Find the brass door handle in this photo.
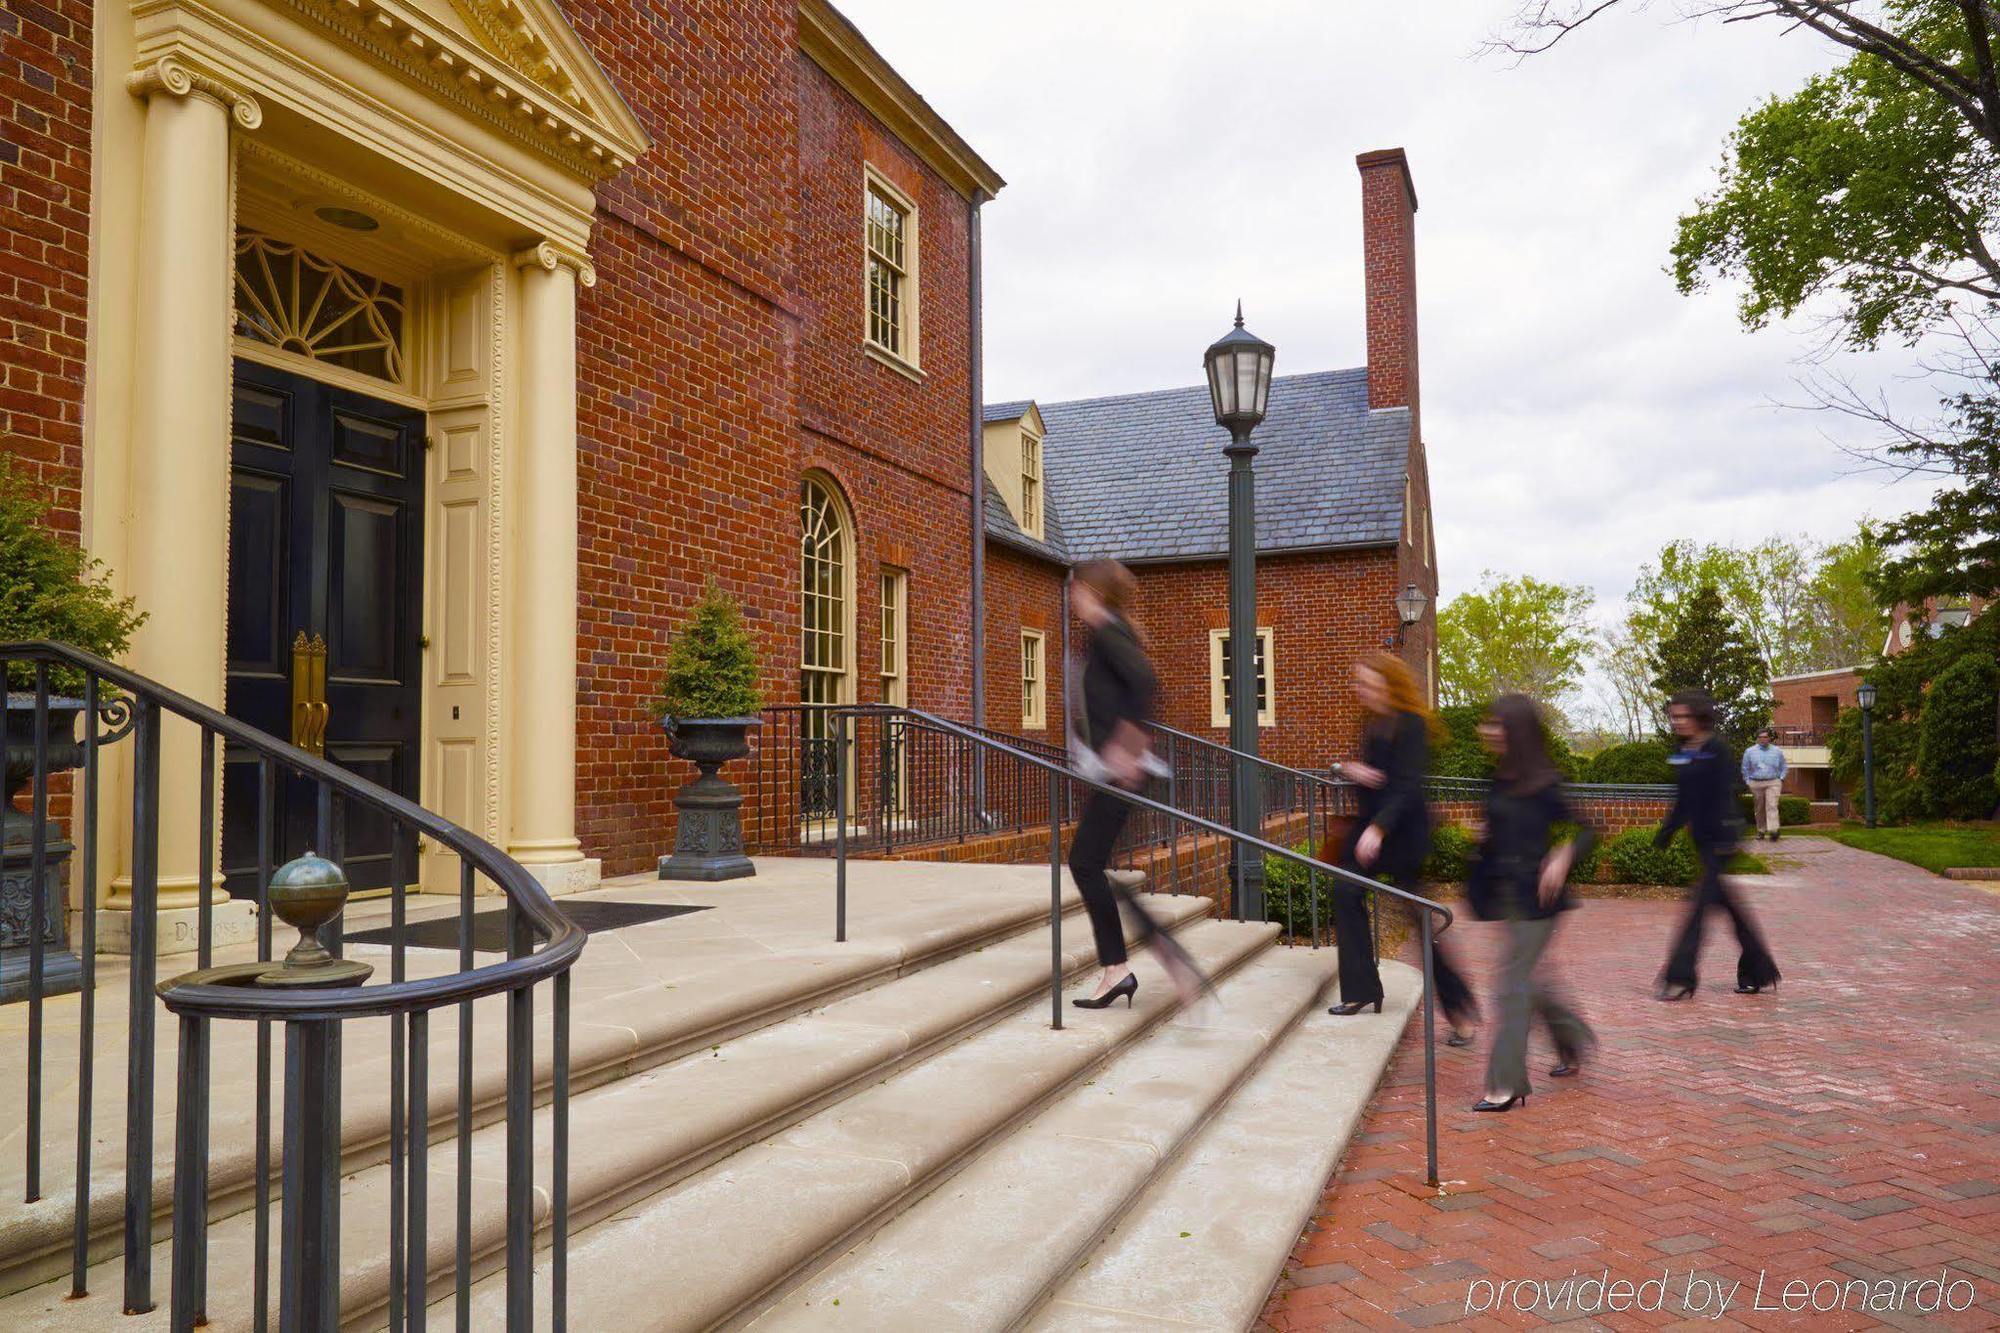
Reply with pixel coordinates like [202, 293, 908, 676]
[290, 632, 328, 757]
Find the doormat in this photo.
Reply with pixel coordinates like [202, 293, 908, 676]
[346, 900, 713, 954]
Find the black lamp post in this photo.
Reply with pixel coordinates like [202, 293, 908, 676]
[1204, 302, 1275, 922]
[1856, 680, 1877, 828]
[1394, 582, 1428, 647]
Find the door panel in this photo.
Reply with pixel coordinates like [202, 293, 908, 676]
[223, 358, 426, 898]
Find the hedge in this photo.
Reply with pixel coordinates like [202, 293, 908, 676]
[1737, 792, 1812, 826]
[1582, 739, 1674, 786]
[1603, 827, 1701, 886]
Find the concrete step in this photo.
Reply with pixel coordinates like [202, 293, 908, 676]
[747, 941, 1340, 1330]
[451, 919, 1283, 1332]
[0, 892, 1212, 1331]
[1028, 960, 1423, 1331]
[0, 864, 1111, 1299]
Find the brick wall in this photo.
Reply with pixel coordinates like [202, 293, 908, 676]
[0, 0, 90, 533]
[1124, 547, 1405, 771]
[983, 541, 1067, 740]
[566, 2, 978, 876]
[1770, 671, 1861, 731]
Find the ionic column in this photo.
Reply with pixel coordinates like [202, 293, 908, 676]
[101, 58, 262, 952]
[505, 242, 597, 893]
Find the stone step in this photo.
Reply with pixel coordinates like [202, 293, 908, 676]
[1027, 961, 1422, 1331]
[746, 941, 1340, 1329]
[451, 919, 1282, 1332]
[0, 891, 1211, 1330]
[0, 865, 1116, 1298]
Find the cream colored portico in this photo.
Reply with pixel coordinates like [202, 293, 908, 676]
[83, 0, 647, 951]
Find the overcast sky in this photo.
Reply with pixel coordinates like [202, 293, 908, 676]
[838, 0, 1946, 648]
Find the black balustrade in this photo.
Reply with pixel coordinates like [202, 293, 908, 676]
[2, 640, 579, 1331]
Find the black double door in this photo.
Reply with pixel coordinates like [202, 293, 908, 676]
[223, 359, 426, 897]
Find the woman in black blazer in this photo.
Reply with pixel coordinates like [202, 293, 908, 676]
[1466, 693, 1596, 1112]
[1327, 653, 1475, 1041]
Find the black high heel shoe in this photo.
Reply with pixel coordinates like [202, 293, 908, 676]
[1073, 973, 1138, 1009]
[1328, 998, 1383, 1016]
[1472, 1092, 1527, 1112]
[1656, 982, 1696, 1002]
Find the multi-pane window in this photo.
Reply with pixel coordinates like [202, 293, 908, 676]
[1020, 430, 1043, 537]
[800, 477, 850, 708]
[1210, 628, 1274, 727]
[879, 568, 907, 706]
[865, 180, 911, 360]
[1021, 630, 1046, 730]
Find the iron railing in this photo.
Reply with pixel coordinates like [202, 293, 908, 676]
[809, 703, 1456, 1186]
[2, 641, 579, 1331]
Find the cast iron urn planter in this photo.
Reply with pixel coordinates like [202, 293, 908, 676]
[2, 694, 90, 1003]
[658, 716, 760, 882]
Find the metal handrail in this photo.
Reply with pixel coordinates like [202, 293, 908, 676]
[1, 642, 583, 1007]
[2, 640, 578, 1330]
[1149, 720, 1346, 798]
[816, 702, 1451, 1185]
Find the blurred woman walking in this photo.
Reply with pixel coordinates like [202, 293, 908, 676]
[1065, 558, 1205, 1010]
[1326, 653, 1475, 1041]
[1466, 694, 1596, 1112]
[1656, 689, 1781, 1000]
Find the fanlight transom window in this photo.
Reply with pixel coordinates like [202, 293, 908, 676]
[234, 230, 407, 384]
[800, 477, 851, 707]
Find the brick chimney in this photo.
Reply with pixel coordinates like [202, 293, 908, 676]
[1357, 148, 1419, 413]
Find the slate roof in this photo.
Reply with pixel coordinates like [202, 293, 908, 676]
[983, 473, 1071, 565]
[983, 400, 1034, 424]
[1022, 368, 1410, 564]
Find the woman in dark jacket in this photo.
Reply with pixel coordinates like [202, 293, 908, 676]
[1656, 689, 1781, 1000]
[1467, 694, 1596, 1112]
[1065, 558, 1205, 1010]
[1327, 653, 1475, 1039]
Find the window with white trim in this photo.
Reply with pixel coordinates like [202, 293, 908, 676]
[1209, 628, 1274, 728]
[1021, 630, 1046, 730]
[865, 172, 917, 365]
[1020, 428, 1044, 537]
[879, 568, 907, 707]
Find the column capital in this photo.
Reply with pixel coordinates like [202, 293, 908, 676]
[127, 56, 263, 130]
[513, 240, 597, 289]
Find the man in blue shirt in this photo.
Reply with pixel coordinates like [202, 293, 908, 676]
[1741, 728, 1788, 841]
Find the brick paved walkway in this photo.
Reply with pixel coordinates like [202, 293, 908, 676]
[1262, 837, 2000, 1330]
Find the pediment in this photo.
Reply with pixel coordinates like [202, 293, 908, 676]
[280, 0, 649, 179]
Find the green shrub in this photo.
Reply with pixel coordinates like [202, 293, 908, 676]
[1422, 824, 1475, 881]
[1429, 704, 1494, 779]
[1583, 739, 1674, 786]
[1779, 795, 1811, 826]
[0, 454, 145, 693]
[650, 580, 764, 720]
[1917, 654, 2000, 819]
[1552, 820, 1601, 882]
[1830, 705, 1924, 824]
[1604, 827, 1701, 885]
[1262, 840, 1333, 934]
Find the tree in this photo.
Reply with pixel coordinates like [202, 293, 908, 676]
[1917, 651, 2000, 816]
[1495, 2, 2000, 607]
[1647, 583, 1772, 748]
[1436, 572, 1595, 712]
[1806, 521, 1892, 664]
[1595, 623, 1662, 741]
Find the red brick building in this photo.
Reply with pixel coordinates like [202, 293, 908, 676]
[1769, 667, 1863, 812]
[979, 150, 1440, 772]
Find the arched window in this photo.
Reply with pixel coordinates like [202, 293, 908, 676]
[800, 475, 853, 708]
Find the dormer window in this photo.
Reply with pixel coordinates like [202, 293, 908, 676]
[1020, 428, 1043, 537]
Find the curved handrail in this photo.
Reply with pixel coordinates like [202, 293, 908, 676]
[1, 641, 584, 1020]
[829, 703, 1452, 935]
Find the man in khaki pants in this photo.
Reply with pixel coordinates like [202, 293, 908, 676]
[1740, 728, 1788, 841]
